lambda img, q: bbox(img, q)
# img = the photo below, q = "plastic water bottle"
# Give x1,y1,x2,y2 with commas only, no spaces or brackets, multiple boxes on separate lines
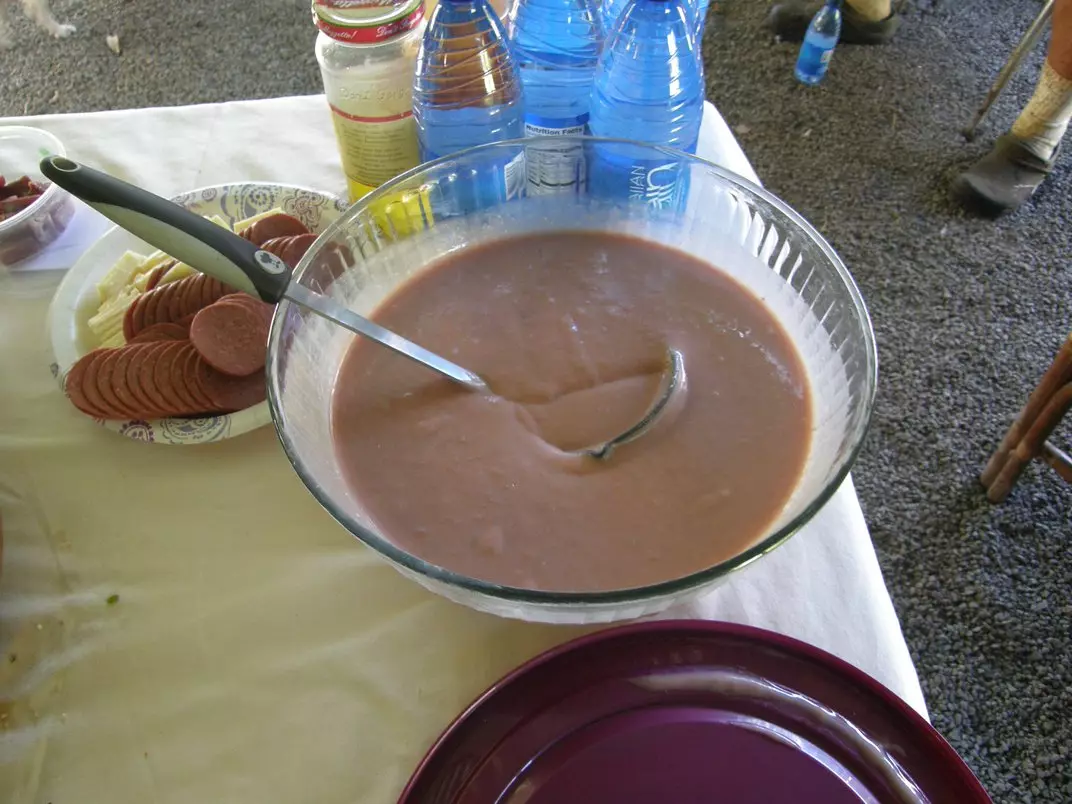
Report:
587,0,704,209
795,0,841,86
413,0,526,205
601,0,708,40
509,0,605,194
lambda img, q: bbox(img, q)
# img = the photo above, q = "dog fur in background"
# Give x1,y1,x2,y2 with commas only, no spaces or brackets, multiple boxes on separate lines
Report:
0,0,76,49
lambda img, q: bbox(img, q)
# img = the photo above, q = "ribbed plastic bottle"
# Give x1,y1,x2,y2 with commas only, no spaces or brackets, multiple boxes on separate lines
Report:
587,0,705,208
413,0,527,204
600,0,708,40
795,0,841,86
508,0,605,195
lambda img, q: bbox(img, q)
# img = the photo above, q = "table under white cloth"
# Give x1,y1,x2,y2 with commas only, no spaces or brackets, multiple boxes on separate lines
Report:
0,95,926,804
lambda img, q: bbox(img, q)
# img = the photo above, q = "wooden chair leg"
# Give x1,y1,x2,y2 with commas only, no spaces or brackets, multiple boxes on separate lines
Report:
981,333,1072,500
982,333,1072,484
984,383,1072,502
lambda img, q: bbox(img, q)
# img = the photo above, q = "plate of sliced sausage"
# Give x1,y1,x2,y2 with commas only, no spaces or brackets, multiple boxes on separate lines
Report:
46,182,349,445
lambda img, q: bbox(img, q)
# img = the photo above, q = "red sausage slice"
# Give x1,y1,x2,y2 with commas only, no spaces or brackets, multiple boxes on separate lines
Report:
242,213,309,247
281,233,317,268
122,300,139,342
167,343,201,414
95,349,129,418
152,342,188,417
189,300,269,378
135,341,175,416
112,346,150,419
64,350,109,418
128,322,188,343
81,349,117,418
144,261,174,291
182,346,215,412
195,355,267,412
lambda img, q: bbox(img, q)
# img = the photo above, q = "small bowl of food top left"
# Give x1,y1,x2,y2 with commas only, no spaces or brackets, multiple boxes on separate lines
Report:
0,126,74,269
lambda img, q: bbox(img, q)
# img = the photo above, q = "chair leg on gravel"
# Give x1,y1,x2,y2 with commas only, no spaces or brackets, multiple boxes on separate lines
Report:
981,332,1072,502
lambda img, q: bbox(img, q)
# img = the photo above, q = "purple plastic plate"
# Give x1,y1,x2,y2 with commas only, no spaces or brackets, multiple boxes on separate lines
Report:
399,621,991,804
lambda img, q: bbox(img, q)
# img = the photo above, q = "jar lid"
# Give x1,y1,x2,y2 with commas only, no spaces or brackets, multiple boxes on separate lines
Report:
313,0,424,44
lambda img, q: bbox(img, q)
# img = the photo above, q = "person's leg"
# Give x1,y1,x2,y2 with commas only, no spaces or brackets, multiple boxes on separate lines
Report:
765,0,901,45
955,0,1072,214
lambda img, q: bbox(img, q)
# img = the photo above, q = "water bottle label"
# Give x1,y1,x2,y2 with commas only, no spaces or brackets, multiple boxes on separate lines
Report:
589,149,690,212
523,115,588,196
503,150,527,201
626,159,686,210
796,40,835,82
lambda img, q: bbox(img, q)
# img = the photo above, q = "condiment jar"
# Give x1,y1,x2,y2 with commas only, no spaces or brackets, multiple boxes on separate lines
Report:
313,0,426,202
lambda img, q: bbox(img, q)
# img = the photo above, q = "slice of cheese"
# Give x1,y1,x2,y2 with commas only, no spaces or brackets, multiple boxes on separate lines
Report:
159,263,197,286
233,207,287,234
95,250,148,304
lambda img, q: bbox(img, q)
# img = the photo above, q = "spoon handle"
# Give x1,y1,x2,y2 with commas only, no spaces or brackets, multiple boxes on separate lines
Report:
39,156,290,303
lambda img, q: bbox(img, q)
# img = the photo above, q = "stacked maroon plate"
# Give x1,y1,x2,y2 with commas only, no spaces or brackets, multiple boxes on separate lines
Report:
401,622,991,804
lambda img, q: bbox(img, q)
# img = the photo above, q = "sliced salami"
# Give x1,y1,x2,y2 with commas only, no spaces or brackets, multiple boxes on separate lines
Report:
281,233,317,268
128,322,188,343
142,284,165,329
122,299,139,342
189,300,269,377
259,236,291,260
168,343,202,414
131,293,150,337
95,349,130,418
152,342,189,416
167,276,189,322
196,355,266,412
144,281,179,329
144,261,174,291
112,347,148,419
81,349,117,418
136,342,176,416
181,346,215,412
241,213,309,247
65,350,109,418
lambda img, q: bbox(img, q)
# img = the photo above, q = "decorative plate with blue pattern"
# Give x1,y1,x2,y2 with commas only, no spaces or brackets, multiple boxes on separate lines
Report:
46,183,348,445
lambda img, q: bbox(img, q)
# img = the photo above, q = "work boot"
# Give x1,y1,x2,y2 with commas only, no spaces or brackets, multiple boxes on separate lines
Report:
953,134,1057,216
765,1,902,44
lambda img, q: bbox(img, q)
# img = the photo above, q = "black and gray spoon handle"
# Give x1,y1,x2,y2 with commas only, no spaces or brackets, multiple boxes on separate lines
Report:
40,156,291,303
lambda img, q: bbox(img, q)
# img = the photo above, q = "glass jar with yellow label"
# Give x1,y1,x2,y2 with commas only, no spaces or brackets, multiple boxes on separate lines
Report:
313,0,426,202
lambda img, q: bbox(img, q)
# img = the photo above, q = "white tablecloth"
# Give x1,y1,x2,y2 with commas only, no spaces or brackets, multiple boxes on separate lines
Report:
0,95,925,804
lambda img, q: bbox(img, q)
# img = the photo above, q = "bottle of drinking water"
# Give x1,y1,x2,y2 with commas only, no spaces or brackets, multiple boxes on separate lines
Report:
795,0,841,86
509,0,605,195
601,0,709,40
587,0,704,209
413,0,526,205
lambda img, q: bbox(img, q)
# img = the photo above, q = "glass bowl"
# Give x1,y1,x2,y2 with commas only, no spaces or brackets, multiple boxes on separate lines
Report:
266,138,878,625
0,126,74,269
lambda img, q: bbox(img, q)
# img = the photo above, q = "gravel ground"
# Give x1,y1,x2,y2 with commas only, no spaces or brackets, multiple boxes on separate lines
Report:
3,0,1071,800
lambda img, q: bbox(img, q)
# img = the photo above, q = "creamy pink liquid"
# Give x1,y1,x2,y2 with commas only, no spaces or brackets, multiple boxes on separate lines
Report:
331,232,812,592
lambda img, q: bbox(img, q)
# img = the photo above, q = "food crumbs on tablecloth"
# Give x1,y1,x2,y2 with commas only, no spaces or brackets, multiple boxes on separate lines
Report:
8,653,15,663
107,593,120,605
106,34,121,54
36,623,43,630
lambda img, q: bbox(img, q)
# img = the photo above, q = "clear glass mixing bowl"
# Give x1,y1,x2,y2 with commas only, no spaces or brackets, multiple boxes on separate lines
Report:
266,138,878,625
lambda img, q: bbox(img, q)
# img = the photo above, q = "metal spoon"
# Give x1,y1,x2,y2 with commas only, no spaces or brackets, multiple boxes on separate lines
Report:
41,156,685,459
582,348,685,460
